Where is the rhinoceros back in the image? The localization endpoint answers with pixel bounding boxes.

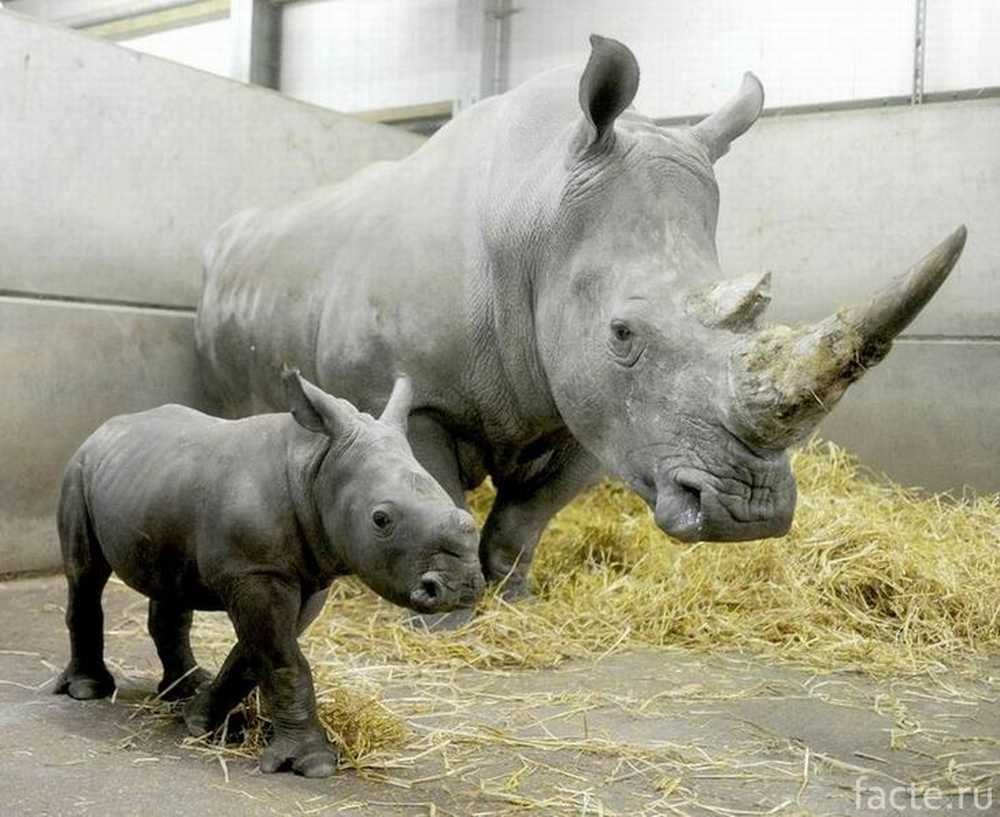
[195,131,490,424]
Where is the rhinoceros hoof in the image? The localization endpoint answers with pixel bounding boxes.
[499,582,535,604]
[54,664,115,700]
[404,607,476,632]
[183,687,224,735]
[260,733,339,778]
[157,667,213,701]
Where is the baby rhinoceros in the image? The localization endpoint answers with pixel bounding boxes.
[54,369,484,777]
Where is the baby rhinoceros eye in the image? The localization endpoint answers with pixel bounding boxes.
[371,508,394,533]
[608,319,639,365]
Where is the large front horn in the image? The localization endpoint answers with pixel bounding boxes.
[729,226,967,448]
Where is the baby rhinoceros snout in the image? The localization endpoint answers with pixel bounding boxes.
[409,568,486,613]
[409,510,484,613]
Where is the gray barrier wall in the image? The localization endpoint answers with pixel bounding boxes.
[716,98,1000,493]
[0,11,424,573]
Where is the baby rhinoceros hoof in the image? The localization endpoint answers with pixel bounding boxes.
[54,664,115,700]
[499,581,535,604]
[182,686,226,736]
[404,607,476,632]
[261,733,339,778]
[157,667,212,701]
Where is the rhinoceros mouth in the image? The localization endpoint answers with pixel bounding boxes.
[648,457,797,544]
[624,471,704,542]
[654,476,704,542]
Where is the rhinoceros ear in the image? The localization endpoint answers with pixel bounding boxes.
[687,272,772,331]
[578,34,639,149]
[691,73,764,161]
[282,365,356,439]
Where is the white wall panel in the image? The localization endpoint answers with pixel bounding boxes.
[120,17,231,77]
[280,0,461,112]
[924,0,1000,92]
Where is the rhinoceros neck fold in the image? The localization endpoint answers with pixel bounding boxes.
[458,91,585,444]
[465,236,564,445]
[284,423,348,582]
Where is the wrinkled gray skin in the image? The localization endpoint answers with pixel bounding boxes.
[54,370,482,777]
[195,35,965,610]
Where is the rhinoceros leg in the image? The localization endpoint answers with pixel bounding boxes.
[54,469,116,701]
[481,441,604,599]
[183,589,329,735]
[148,600,212,700]
[183,641,255,736]
[54,569,116,700]
[187,582,337,778]
[237,580,337,777]
[406,412,470,508]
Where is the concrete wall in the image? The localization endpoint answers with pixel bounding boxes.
[2,11,422,308]
[715,98,1000,492]
[0,10,423,573]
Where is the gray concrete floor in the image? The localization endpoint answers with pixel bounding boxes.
[1,576,998,817]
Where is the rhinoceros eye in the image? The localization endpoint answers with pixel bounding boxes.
[372,508,395,534]
[608,320,639,365]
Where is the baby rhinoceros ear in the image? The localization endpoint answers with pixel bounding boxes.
[282,365,357,440]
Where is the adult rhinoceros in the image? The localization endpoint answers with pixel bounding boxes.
[195,35,965,607]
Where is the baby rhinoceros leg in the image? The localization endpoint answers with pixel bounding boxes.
[214,577,338,778]
[183,589,329,736]
[182,642,256,736]
[54,469,116,701]
[54,567,116,700]
[147,600,212,700]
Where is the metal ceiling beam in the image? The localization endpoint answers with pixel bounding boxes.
[5,0,212,28]
[4,1,229,40]
[86,1,229,40]
[912,0,927,104]
[454,0,518,115]
[230,0,280,89]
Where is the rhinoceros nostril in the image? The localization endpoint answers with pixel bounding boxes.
[420,576,442,600]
